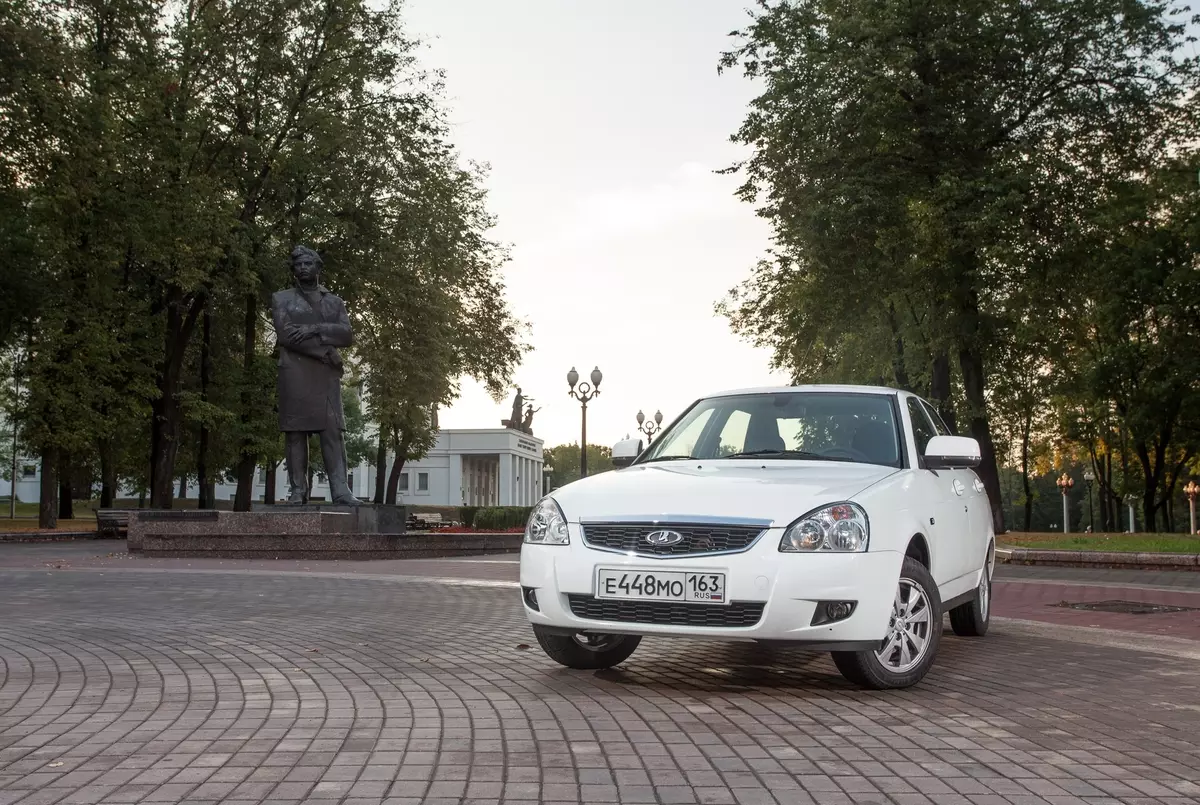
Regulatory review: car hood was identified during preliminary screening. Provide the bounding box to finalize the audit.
[550,460,899,526]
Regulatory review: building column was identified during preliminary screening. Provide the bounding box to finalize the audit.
[449,454,463,507]
[499,454,513,506]
[512,455,519,505]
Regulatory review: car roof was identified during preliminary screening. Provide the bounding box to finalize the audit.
[700,383,905,399]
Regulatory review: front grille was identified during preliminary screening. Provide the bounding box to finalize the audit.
[581,522,765,557]
[567,595,766,627]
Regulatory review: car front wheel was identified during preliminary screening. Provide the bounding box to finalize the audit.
[532,625,641,670]
[831,557,942,690]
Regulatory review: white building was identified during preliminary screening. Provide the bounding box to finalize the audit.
[0,456,40,503]
[2,426,544,509]
[259,427,545,507]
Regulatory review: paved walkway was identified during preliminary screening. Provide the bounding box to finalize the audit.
[1,544,1199,804]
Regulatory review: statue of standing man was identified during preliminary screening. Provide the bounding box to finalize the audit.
[271,245,359,505]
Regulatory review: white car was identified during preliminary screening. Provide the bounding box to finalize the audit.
[520,384,995,689]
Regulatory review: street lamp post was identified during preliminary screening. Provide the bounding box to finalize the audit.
[1056,473,1074,534]
[1082,468,1095,532]
[1124,493,1137,533]
[1185,480,1200,535]
[567,366,602,479]
[636,409,664,445]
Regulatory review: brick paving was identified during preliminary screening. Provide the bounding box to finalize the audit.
[1,565,1199,805]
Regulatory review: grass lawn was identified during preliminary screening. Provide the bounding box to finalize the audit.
[1001,532,1200,554]
[0,500,98,532]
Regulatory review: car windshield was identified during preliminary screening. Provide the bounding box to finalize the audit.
[638,391,903,468]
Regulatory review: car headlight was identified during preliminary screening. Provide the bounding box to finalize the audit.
[779,502,869,553]
[524,497,570,545]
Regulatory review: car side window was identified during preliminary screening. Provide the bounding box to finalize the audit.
[919,399,952,436]
[906,397,937,464]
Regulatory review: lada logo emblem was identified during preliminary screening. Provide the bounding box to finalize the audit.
[645,530,684,546]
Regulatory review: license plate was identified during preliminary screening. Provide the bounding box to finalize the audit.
[596,568,727,605]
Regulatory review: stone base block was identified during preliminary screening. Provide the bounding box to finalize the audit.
[251,503,408,534]
[141,531,521,559]
[128,509,357,552]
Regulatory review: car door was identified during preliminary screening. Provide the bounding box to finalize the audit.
[904,396,972,587]
[918,398,989,576]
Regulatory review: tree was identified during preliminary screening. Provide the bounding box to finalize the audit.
[1055,159,1200,531]
[544,444,614,484]
[0,0,525,523]
[719,0,1200,532]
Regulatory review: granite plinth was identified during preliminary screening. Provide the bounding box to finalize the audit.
[141,531,521,559]
[128,509,355,552]
[250,503,408,534]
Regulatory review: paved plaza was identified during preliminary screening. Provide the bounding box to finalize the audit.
[1,544,1198,804]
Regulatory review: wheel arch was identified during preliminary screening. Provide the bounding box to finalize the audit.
[905,533,931,570]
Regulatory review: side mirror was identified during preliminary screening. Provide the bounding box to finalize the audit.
[924,435,981,470]
[611,438,643,469]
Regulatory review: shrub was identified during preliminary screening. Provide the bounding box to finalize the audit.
[474,506,532,530]
[458,506,480,528]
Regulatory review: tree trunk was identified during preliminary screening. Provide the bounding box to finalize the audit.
[929,351,957,434]
[98,439,116,508]
[57,451,73,520]
[264,461,277,504]
[150,295,204,508]
[385,430,410,505]
[886,302,910,391]
[1021,410,1032,532]
[234,294,259,512]
[38,446,57,529]
[198,311,213,509]
[373,430,386,504]
[1134,438,1164,533]
[958,346,1004,533]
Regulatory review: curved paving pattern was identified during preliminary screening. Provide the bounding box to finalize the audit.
[0,569,1198,805]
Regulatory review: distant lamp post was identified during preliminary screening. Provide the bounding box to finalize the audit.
[1185,481,1200,535]
[1056,473,1074,534]
[1124,493,1137,533]
[636,409,664,444]
[567,366,602,479]
[1082,468,1095,532]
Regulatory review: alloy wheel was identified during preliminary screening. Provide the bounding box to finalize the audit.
[876,578,933,673]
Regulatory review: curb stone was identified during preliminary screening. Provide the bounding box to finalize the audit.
[997,545,1200,571]
[0,531,100,543]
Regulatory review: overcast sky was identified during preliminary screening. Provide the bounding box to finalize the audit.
[402,0,790,450]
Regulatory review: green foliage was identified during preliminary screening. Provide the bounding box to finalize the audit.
[457,505,479,528]
[472,506,532,531]
[543,444,614,484]
[0,0,524,518]
[718,0,1200,532]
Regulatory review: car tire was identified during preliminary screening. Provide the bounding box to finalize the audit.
[532,625,641,670]
[949,546,992,637]
[831,557,942,690]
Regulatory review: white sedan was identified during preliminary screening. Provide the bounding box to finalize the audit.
[520,384,995,689]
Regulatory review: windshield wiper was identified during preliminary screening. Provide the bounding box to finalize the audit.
[640,454,702,463]
[723,449,854,462]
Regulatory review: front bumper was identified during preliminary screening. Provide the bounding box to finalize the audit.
[520,524,904,645]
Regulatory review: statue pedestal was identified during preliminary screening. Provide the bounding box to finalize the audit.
[250,503,408,534]
[127,506,519,559]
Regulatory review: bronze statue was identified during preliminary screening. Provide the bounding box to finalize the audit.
[509,387,524,428]
[521,404,540,434]
[271,245,358,505]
